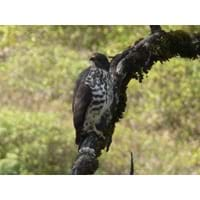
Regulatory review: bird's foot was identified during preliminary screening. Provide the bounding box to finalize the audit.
[94,127,106,140]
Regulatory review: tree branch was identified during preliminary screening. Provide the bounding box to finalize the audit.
[150,25,162,33]
[72,26,200,175]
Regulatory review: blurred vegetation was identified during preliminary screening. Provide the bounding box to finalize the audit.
[0,26,199,174]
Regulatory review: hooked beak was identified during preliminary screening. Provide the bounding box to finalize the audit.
[89,55,97,62]
[89,56,95,61]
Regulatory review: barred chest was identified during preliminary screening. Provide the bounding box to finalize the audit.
[83,67,113,132]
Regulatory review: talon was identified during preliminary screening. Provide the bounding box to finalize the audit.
[97,133,106,140]
[94,126,106,140]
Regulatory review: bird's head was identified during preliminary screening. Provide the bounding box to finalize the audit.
[89,53,110,71]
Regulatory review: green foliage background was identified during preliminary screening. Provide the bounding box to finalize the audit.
[0,26,199,174]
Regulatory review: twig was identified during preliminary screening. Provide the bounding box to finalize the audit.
[130,152,134,175]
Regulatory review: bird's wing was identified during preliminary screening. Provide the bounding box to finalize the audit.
[72,68,92,144]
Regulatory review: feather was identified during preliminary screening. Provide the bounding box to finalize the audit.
[72,68,92,145]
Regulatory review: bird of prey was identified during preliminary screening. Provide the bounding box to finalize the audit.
[72,53,114,147]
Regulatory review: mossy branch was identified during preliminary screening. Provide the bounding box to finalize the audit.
[72,25,200,175]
